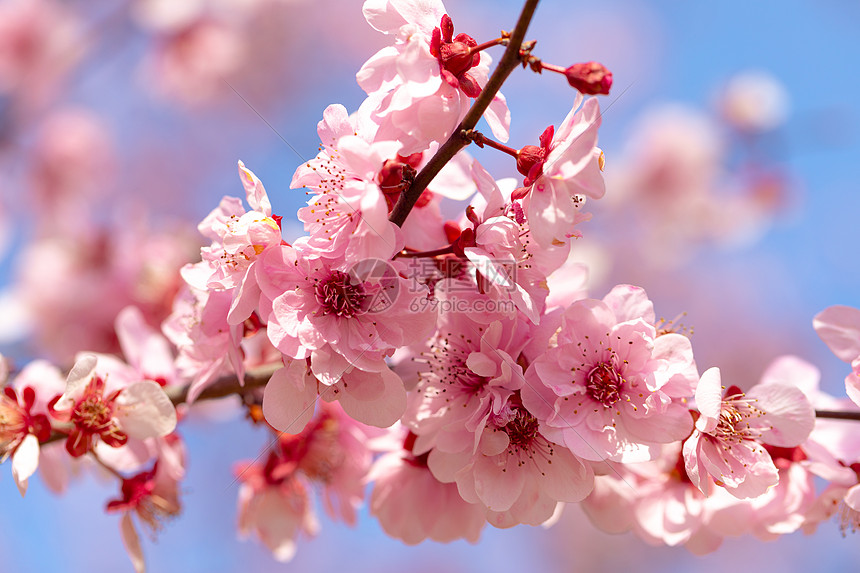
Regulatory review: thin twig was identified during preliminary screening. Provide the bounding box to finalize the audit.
[388,0,541,227]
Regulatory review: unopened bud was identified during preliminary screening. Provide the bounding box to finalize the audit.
[565,62,612,95]
[516,145,545,178]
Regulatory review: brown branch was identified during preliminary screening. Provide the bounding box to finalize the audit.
[388,0,541,227]
[815,409,860,421]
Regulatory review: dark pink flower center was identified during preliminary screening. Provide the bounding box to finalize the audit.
[586,362,622,407]
[504,408,540,449]
[315,271,366,317]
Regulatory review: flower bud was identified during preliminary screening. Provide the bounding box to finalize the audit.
[565,62,613,95]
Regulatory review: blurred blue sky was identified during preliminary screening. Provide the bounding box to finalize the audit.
[2,0,860,571]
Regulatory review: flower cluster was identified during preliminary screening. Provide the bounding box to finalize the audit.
[1,0,859,571]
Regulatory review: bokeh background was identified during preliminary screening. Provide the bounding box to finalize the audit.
[1,0,859,570]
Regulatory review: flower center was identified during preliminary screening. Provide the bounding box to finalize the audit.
[315,271,366,317]
[586,362,622,407]
[504,408,540,449]
[0,398,26,449]
[72,395,113,432]
[713,388,765,443]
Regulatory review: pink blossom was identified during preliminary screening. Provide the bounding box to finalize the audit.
[683,366,814,499]
[0,0,80,107]
[357,0,509,154]
[517,93,605,247]
[49,355,177,458]
[105,436,185,573]
[428,396,594,527]
[0,359,56,496]
[257,244,435,427]
[233,405,372,563]
[369,429,486,543]
[404,318,529,458]
[199,161,281,291]
[522,285,697,463]
[813,305,860,407]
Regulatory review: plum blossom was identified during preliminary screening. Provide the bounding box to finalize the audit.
[522,285,697,463]
[428,395,594,527]
[515,93,605,247]
[358,0,509,154]
[49,355,177,457]
[199,161,281,291]
[257,243,435,428]
[0,357,59,496]
[235,454,319,563]
[683,367,814,499]
[369,429,486,543]
[106,436,185,573]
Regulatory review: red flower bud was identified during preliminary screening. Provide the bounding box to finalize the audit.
[565,62,613,95]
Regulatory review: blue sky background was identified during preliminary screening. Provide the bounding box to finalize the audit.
[2,0,860,571]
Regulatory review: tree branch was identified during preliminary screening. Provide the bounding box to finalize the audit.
[814,409,860,421]
[388,0,541,227]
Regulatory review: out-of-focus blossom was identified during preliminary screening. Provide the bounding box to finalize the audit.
[0,0,81,109]
[719,70,789,133]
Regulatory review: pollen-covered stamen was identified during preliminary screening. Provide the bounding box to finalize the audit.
[72,392,114,432]
[419,331,488,405]
[0,395,27,453]
[712,387,766,444]
[315,270,366,317]
[837,501,860,536]
[504,408,540,450]
[586,361,622,407]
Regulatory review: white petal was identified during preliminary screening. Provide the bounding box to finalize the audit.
[11,434,40,497]
[58,354,98,408]
[694,367,722,432]
[115,381,177,439]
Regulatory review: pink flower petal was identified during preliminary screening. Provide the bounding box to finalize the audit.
[813,305,860,363]
[747,382,814,447]
[337,368,406,428]
[262,363,318,434]
[115,381,177,439]
[120,513,146,573]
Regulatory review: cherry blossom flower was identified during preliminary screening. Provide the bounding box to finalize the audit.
[357,0,509,154]
[515,93,605,247]
[199,161,281,292]
[49,355,177,457]
[235,448,320,561]
[257,243,435,428]
[683,367,814,499]
[0,357,56,496]
[428,394,594,527]
[106,438,184,573]
[522,285,697,463]
[369,429,486,543]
